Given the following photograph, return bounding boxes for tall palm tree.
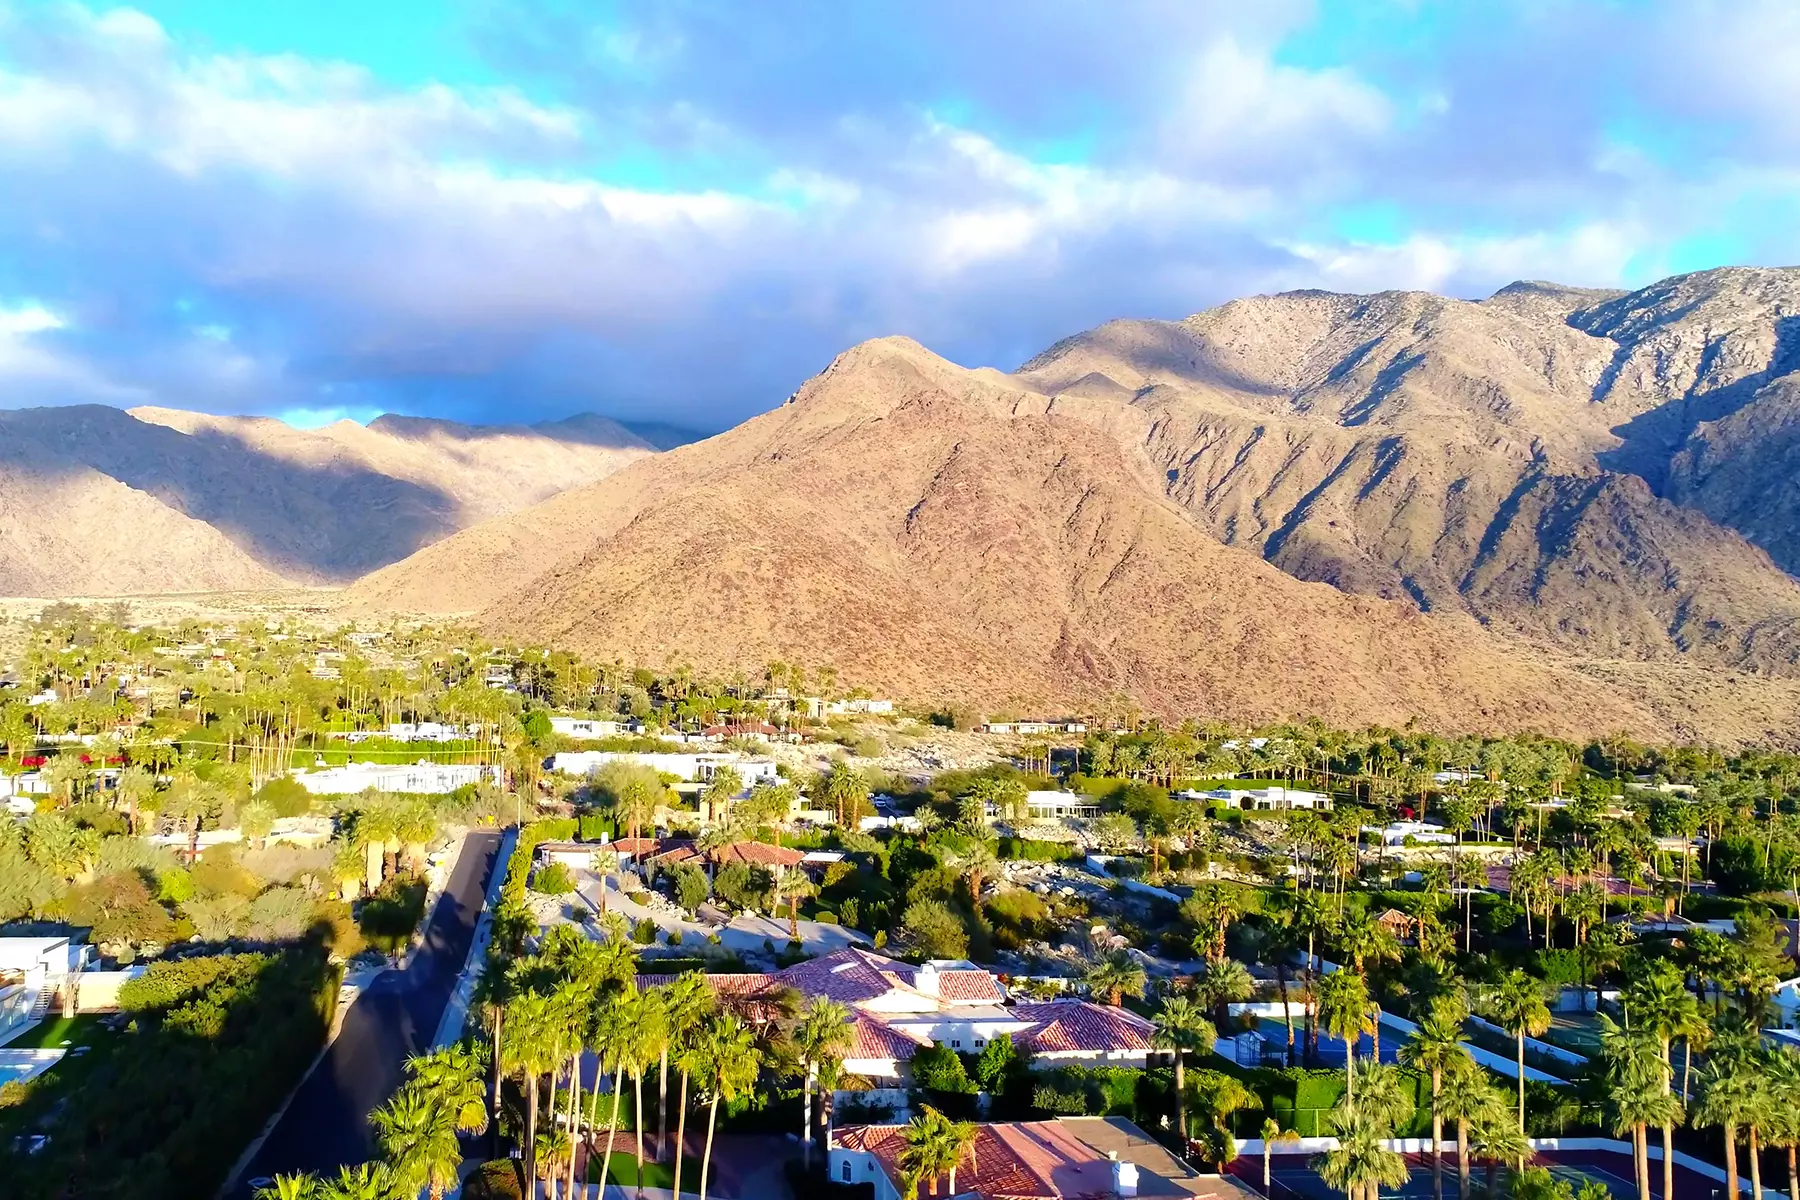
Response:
[1479,969,1550,1134]
[1400,991,1474,1200]
[794,997,855,1165]
[1623,962,1695,1200]
[594,989,642,1197]
[662,972,715,1165]
[629,989,670,1200]
[694,1013,761,1200]
[897,1106,980,1200]
[403,1043,490,1137]
[1437,1061,1505,1200]
[1697,1024,1774,1200]
[1316,1105,1409,1200]
[501,990,562,1188]
[1763,1050,1800,1200]
[1317,969,1375,1101]
[774,866,816,941]
[1469,1107,1533,1196]
[1599,1013,1673,1200]
[1152,995,1217,1147]
[371,1086,463,1200]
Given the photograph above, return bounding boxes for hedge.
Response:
[1,945,338,1200]
[997,837,1081,862]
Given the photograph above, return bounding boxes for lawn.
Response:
[9,1014,108,1051]
[592,1155,678,1190]
[0,1015,117,1138]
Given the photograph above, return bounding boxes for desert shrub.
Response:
[715,863,774,911]
[997,838,1079,862]
[838,897,861,929]
[245,886,316,942]
[48,871,177,949]
[253,776,314,819]
[633,918,658,944]
[182,892,250,941]
[671,864,710,912]
[531,862,575,895]
[911,1042,974,1094]
[854,737,885,758]
[359,874,428,954]
[900,898,969,959]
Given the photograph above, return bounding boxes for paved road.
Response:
[233,830,502,1194]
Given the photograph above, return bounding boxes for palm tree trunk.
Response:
[1786,1144,1797,1200]
[1430,1068,1443,1200]
[1515,1034,1526,1133]
[1455,1117,1470,1200]
[1634,1123,1648,1200]
[1751,1124,1765,1200]
[490,1006,506,1157]
[1682,1040,1692,1102]
[700,1095,721,1200]
[1661,1123,1673,1200]
[675,1071,691,1198]
[598,1065,625,1199]
[1174,1053,1187,1146]
[803,1065,815,1166]
[659,1051,670,1163]
[1277,969,1295,1066]
[566,1060,581,1200]
[525,1073,541,1194]
[635,1069,647,1200]
[1726,1121,1741,1200]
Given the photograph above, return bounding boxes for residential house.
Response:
[1192,785,1331,812]
[1364,819,1455,847]
[549,750,780,785]
[983,720,1088,736]
[639,947,1153,1082]
[1373,908,1419,944]
[293,761,499,795]
[1025,791,1101,820]
[831,1118,1149,1200]
[548,716,625,740]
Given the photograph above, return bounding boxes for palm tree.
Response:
[1479,969,1549,1134]
[897,1106,979,1199]
[1470,1106,1533,1196]
[501,990,562,1188]
[794,997,855,1166]
[1082,948,1146,1005]
[594,989,642,1197]
[253,1175,317,1200]
[1193,957,1255,1030]
[774,866,816,941]
[669,978,720,1191]
[694,1013,761,1200]
[1599,1013,1672,1200]
[371,1086,463,1200]
[1193,1072,1261,1169]
[1623,962,1695,1200]
[1438,1062,1507,1200]
[1152,995,1217,1146]
[1259,1117,1301,1192]
[1697,1024,1774,1200]
[629,990,670,1200]
[590,848,620,914]
[1763,1049,1800,1200]
[1316,1105,1408,1200]
[404,1043,490,1136]
[662,972,715,1167]
[1400,991,1474,1200]
[1316,969,1375,1101]
[315,1162,395,1200]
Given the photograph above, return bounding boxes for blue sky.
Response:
[0,1,1797,430]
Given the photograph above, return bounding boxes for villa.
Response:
[1189,785,1331,812]
[639,947,1155,1082]
[549,749,781,785]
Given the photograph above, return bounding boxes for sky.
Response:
[1,1,1798,431]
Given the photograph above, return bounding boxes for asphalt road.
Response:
[232,830,502,1195]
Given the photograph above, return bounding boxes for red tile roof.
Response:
[1010,1000,1155,1054]
[835,1121,1114,1200]
[635,972,793,1023]
[845,1012,932,1061]
[935,968,1007,1003]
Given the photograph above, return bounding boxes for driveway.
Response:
[231,830,502,1194]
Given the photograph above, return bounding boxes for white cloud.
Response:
[0,304,64,335]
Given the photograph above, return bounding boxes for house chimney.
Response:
[914,964,939,996]
[1110,1153,1138,1198]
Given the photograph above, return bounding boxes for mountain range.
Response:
[8,265,1800,740]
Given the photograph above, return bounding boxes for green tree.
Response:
[1480,969,1550,1134]
[794,998,854,1165]
[1082,948,1147,1006]
[1317,969,1375,1102]
[1400,991,1474,1200]
[1154,995,1217,1141]
[372,1085,463,1200]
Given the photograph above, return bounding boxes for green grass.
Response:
[9,1014,106,1050]
[593,1155,678,1189]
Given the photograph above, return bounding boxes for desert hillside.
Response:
[353,336,1745,739]
[0,405,654,594]
[1014,266,1800,673]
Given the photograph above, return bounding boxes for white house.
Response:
[1365,820,1456,847]
[982,719,1088,735]
[1193,785,1331,811]
[1025,790,1101,820]
[293,761,499,795]
[0,936,89,1036]
[548,716,625,740]
[550,750,780,785]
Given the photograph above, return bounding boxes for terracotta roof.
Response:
[711,841,807,869]
[845,1012,932,1061]
[1010,1000,1156,1054]
[835,1121,1115,1200]
[935,968,1007,1003]
[775,947,907,1006]
[635,971,794,1023]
